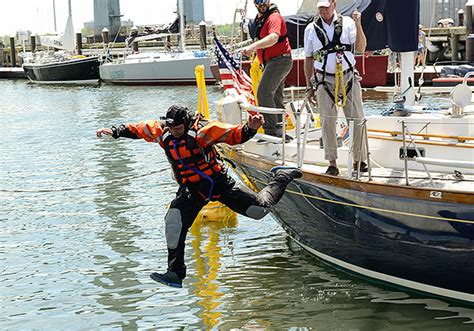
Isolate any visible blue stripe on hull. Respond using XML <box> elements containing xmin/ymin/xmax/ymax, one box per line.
<box><xmin>236</xmin><ymin>163</ymin><xmax>474</xmax><ymax>303</ymax></box>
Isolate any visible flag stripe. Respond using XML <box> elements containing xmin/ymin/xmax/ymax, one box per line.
<box><xmin>214</xmin><ymin>37</ymin><xmax>256</xmax><ymax>105</ymax></box>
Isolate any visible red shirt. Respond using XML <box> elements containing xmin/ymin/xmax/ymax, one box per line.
<box><xmin>256</xmin><ymin>11</ymin><xmax>292</xmax><ymax>64</ymax></box>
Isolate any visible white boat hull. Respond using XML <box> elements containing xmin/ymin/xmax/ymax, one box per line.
<box><xmin>99</xmin><ymin>54</ymin><xmax>214</xmax><ymax>85</ymax></box>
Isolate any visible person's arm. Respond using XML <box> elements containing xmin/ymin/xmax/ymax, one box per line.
<box><xmin>303</xmin><ymin>26</ymin><xmax>317</xmax><ymax>104</ymax></box>
<box><xmin>304</xmin><ymin>57</ymin><xmax>315</xmax><ymax>87</ymax></box>
<box><xmin>196</xmin><ymin>113</ymin><xmax>264</xmax><ymax>147</ymax></box>
<box><xmin>352</xmin><ymin>10</ymin><xmax>366</xmax><ymax>53</ymax></box>
<box><xmin>96</xmin><ymin>120</ymin><xmax>164</xmax><ymax>142</ymax></box>
<box><xmin>244</xmin><ymin>33</ymin><xmax>279</xmax><ymax>55</ymax></box>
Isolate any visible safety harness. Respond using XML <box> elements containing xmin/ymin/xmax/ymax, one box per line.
<box><xmin>159</xmin><ymin>117</ymin><xmax>223</xmax><ymax>201</ymax></box>
<box><xmin>253</xmin><ymin>4</ymin><xmax>288</xmax><ymax>64</ymax></box>
<box><xmin>312</xmin><ymin>15</ymin><xmax>354</xmax><ymax>107</ymax></box>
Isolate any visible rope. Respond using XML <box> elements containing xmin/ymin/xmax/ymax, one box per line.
<box><xmin>334</xmin><ymin>61</ymin><xmax>347</xmax><ymax>107</ymax></box>
<box><xmin>0</xmin><ymin>169</ymin><xmax>168</xmax><ymax>194</ymax></box>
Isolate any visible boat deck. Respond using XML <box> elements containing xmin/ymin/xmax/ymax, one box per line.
<box><xmin>233</xmin><ymin>139</ymin><xmax>474</xmax><ymax>194</ymax></box>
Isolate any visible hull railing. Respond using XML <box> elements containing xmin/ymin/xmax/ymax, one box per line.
<box><xmin>401</xmin><ymin>120</ymin><xmax>435</xmax><ymax>186</ymax></box>
<box><xmin>354</xmin><ymin>119</ymin><xmax>372</xmax><ymax>181</ymax></box>
<box><xmin>239</xmin><ymin>100</ymin><xmax>373</xmax><ymax>181</ymax></box>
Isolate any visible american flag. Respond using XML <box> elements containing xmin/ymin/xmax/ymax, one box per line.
<box><xmin>214</xmin><ymin>36</ymin><xmax>256</xmax><ymax>105</ymax></box>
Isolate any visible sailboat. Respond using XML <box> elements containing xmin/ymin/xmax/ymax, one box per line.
<box><xmin>22</xmin><ymin>0</ymin><xmax>100</xmax><ymax>84</ymax></box>
<box><xmin>215</xmin><ymin>0</ymin><xmax>474</xmax><ymax>305</ymax></box>
<box><xmin>99</xmin><ymin>0</ymin><xmax>214</xmax><ymax>85</ymax></box>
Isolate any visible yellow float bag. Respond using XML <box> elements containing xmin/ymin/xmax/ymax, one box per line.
<box><xmin>195</xmin><ymin>65</ymin><xmax>210</xmax><ymax>119</ymax></box>
<box><xmin>194</xmin><ymin>66</ymin><xmax>237</xmax><ymax>223</ymax></box>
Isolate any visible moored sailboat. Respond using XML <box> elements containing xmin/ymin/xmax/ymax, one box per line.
<box><xmin>99</xmin><ymin>0</ymin><xmax>214</xmax><ymax>86</ymax></box>
<box><xmin>22</xmin><ymin>0</ymin><xmax>100</xmax><ymax>84</ymax></box>
<box><xmin>215</xmin><ymin>0</ymin><xmax>474</xmax><ymax>305</ymax></box>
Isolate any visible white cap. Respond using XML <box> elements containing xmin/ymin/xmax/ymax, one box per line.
<box><xmin>317</xmin><ymin>0</ymin><xmax>332</xmax><ymax>8</ymax></box>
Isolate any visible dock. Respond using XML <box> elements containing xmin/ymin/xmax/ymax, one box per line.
<box><xmin>0</xmin><ymin>67</ymin><xmax>26</xmax><ymax>79</ymax></box>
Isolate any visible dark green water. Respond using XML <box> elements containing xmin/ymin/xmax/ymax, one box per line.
<box><xmin>1</xmin><ymin>80</ymin><xmax>472</xmax><ymax>330</ymax></box>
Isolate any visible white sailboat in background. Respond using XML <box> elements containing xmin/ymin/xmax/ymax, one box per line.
<box><xmin>22</xmin><ymin>0</ymin><xmax>100</xmax><ymax>84</ymax></box>
<box><xmin>99</xmin><ymin>0</ymin><xmax>214</xmax><ymax>85</ymax></box>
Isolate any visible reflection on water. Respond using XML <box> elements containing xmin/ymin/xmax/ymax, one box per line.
<box><xmin>190</xmin><ymin>217</ymin><xmax>238</xmax><ymax>329</ymax></box>
<box><xmin>93</xmin><ymin>134</ymin><xmax>143</xmax><ymax>317</ymax></box>
<box><xmin>0</xmin><ymin>81</ymin><xmax>472</xmax><ymax>330</ymax></box>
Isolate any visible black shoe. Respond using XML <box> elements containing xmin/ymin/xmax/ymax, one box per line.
<box><xmin>271</xmin><ymin>166</ymin><xmax>303</xmax><ymax>180</ymax></box>
<box><xmin>325</xmin><ymin>166</ymin><xmax>340</xmax><ymax>176</ymax></box>
<box><xmin>353</xmin><ymin>161</ymin><xmax>368</xmax><ymax>173</ymax></box>
<box><xmin>150</xmin><ymin>271</ymin><xmax>183</xmax><ymax>288</ymax></box>
<box><xmin>284</xmin><ymin>134</ymin><xmax>293</xmax><ymax>143</ymax></box>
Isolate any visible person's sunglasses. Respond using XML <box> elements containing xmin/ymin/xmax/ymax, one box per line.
<box><xmin>254</xmin><ymin>0</ymin><xmax>267</xmax><ymax>5</ymax></box>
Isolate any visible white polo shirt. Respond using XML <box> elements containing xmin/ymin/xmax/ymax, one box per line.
<box><xmin>304</xmin><ymin>12</ymin><xmax>357</xmax><ymax>74</ymax></box>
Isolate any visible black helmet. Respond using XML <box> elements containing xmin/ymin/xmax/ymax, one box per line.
<box><xmin>163</xmin><ymin>105</ymin><xmax>193</xmax><ymax>128</ymax></box>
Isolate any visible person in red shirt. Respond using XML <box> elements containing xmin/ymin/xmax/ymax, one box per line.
<box><xmin>244</xmin><ymin>0</ymin><xmax>293</xmax><ymax>138</ymax></box>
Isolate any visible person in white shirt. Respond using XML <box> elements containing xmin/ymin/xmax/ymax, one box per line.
<box><xmin>304</xmin><ymin>0</ymin><xmax>367</xmax><ymax>176</ymax></box>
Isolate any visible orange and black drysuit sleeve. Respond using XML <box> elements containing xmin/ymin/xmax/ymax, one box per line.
<box><xmin>196</xmin><ymin>121</ymin><xmax>257</xmax><ymax>148</ymax></box>
<box><xmin>111</xmin><ymin>120</ymin><xmax>164</xmax><ymax>142</ymax></box>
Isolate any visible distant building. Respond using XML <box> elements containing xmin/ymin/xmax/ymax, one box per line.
<box><xmin>94</xmin><ymin>0</ymin><xmax>122</xmax><ymax>40</ymax></box>
<box><xmin>178</xmin><ymin>0</ymin><xmax>205</xmax><ymax>25</ymax></box>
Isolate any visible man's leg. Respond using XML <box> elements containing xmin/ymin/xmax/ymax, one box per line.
<box><xmin>343</xmin><ymin>73</ymin><xmax>366</xmax><ymax>164</ymax></box>
<box><xmin>315</xmin><ymin>75</ymin><xmax>339</xmax><ymax>164</ymax></box>
<box><xmin>218</xmin><ymin>168</ymin><xmax>302</xmax><ymax>220</ymax></box>
<box><xmin>257</xmin><ymin>56</ymin><xmax>293</xmax><ymax>137</ymax></box>
<box><xmin>151</xmin><ymin>188</ymin><xmax>207</xmax><ymax>287</ymax></box>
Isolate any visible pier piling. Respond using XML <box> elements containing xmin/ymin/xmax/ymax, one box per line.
<box><xmin>76</xmin><ymin>33</ymin><xmax>83</xmax><ymax>55</ymax></box>
<box><xmin>9</xmin><ymin>37</ymin><xmax>16</xmax><ymax>67</ymax></box>
<box><xmin>30</xmin><ymin>36</ymin><xmax>36</xmax><ymax>53</ymax></box>
<box><xmin>132</xmin><ymin>41</ymin><xmax>139</xmax><ymax>53</ymax></box>
<box><xmin>467</xmin><ymin>2</ymin><xmax>474</xmax><ymax>63</ymax></box>
<box><xmin>458</xmin><ymin>9</ymin><xmax>465</xmax><ymax>27</ymax></box>
<box><xmin>451</xmin><ymin>33</ymin><xmax>460</xmax><ymax>61</ymax></box>
<box><xmin>199</xmin><ymin>21</ymin><xmax>207</xmax><ymax>50</ymax></box>
<box><xmin>467</xmin><ymin>2</ymin><xmax>473</xmax><ymax>34</ymax></box>
<box><xmin>102</xmin><ymin>28</ymin><xmax>109</xmax><ymax>46</ymax></box>
<box><xmin>0</xmin><ymin>42</ymin><xmax>4</xmax><ymax>67</ymax></box>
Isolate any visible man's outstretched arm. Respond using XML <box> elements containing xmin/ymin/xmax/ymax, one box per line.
<box><xmin>96</xmin><ymin>120</ymin><xmax>164</xmax><ymax>142</ymax></box>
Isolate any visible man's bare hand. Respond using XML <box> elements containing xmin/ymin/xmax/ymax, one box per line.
<box><xmin>247</xmin><ymin>113</ymin><xmax>264</xmax><ymax>130</ymax></box>
<box><xmin>242</xmin><ymin>44</ymin><xmax>256</xmax><ymax>57</ymax></box>
<box><xmin>306</xmin><ymin>88</ymin><xmax>317</xmax><ymax>106</ymax></box>
<box><xmin>96</xmin><ymin>128</ymin><xmax>113</xmax><ymax>138</ymax></box>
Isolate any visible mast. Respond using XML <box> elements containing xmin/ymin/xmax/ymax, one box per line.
<box><xmin>53</xmin><ymin>0</ymin><xmax>57</xmax><ymax>32</ymax></box>
<box><xmin>178</xmin><ymin>0</ymin><xmax>185</xmax><ymax>52</ymax></box>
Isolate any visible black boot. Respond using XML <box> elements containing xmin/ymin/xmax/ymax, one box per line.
<box><xmin>150</xmin><ymin>270</ymin><xmax>183</xmax><ymax>288</ymax></box>
<box><xmin>272</xmin><ymin>167</ymin><xmax>303</xmax><ymax>182</ymax></box>
<box><xmin>257</xmin><ymin>167</ymin><xmax>303</xmax><ymax>207</ymax></box>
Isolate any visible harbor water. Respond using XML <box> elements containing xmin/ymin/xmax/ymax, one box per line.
<box><xmin>1</xmin><ymin>80</ymin><xmax>473</xmax><ymax>330</ymax></box>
